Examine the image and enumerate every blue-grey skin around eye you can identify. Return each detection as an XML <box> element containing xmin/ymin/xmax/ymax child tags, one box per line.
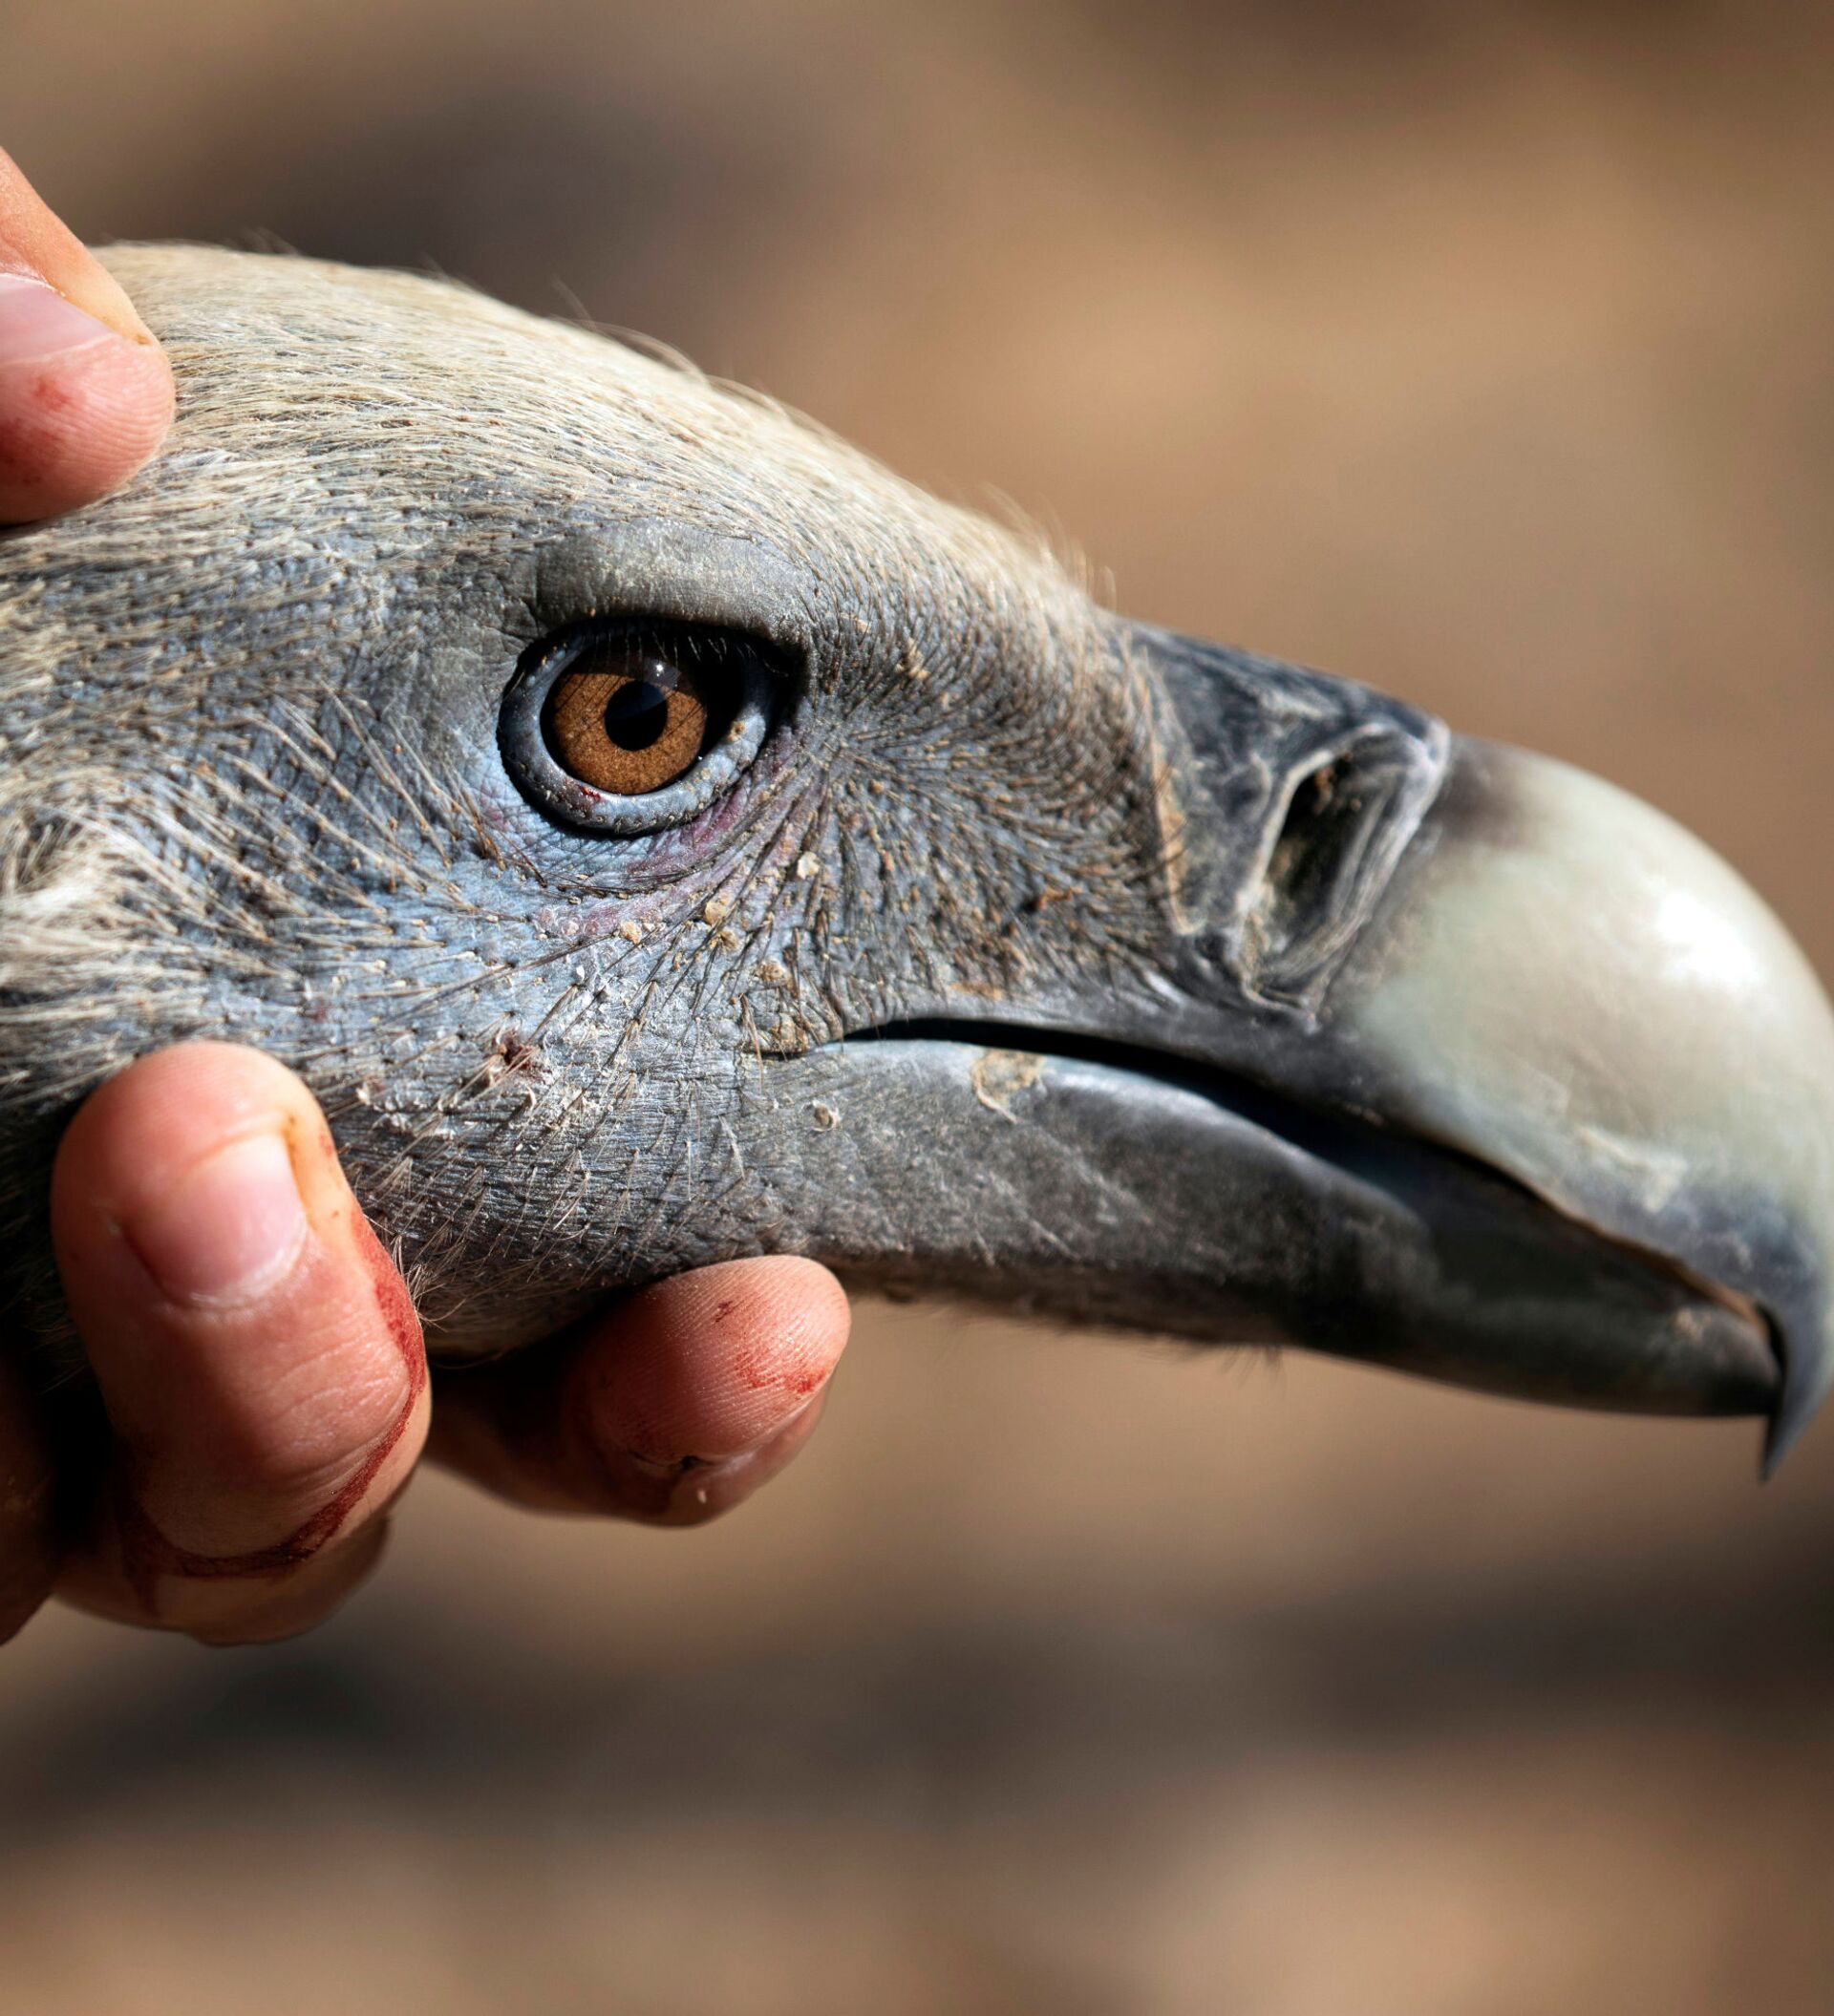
<box><xmin>2</xmin><ymin>242</ymin><xmax>1831</xmax><ymax>1475</ymax></box>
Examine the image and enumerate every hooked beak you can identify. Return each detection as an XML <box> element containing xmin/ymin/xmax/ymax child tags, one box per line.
<box><xmin>1330</xmin><ymin>736</ymin><xmax>1834</xmax><ymax>1472</ymax></box>
<box><xmin>764</xmin><ymin>628</ymin><xmax>1832</xmax><ymax>1471</ymax></box>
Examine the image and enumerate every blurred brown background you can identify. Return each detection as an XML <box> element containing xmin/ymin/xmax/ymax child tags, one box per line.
<box><xmin>5</xmin><ymin>2</ymin><xmax>1833</xmax><ymax>2009</ymax></box>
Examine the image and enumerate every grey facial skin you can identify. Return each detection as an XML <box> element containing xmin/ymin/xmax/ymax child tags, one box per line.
<box><xmin>0</xmin><ymin>246</ymin><xmax>1827</xmax><ymax>1471</ymax></box>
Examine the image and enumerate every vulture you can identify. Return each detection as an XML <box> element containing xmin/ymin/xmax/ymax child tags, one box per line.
<box><xmin>1</xmin><ymin>245</ymin><xmax>1829</xmax><ymax>1473</ymax></box>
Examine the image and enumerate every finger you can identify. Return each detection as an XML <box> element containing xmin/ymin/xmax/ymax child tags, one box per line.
<box><xmin>0</xmin><ymin>1353</ymin><xmax>60</xmax><ymax>1644</ymax></box>
<box><xmin>0</xmin><ymin>146</ymin><xmax>173</xmax><ymax>522</ymax></box>
<box><xmin>48</xmin><ymin>1043</ymin><xmax>428</xmax><ymax>1640</ymax></box>
<box><xmin>431</xmin><ymin>1257</ymin><xmax>849</xmax><ymax>1526</ymax></box>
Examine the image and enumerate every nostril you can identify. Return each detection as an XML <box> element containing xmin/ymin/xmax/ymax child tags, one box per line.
<box><xmin>1263</xmin><ymin>757</ymin><xmax>1358</xmax><ymax>927</ymax></box>
<box><xmin>1241</xmin><ymin>732</ymin><xmax>1437</xmax><ymax>1010</ymax></box>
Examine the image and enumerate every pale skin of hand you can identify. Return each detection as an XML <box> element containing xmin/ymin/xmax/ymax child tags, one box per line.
<box><xmin>0</xmin><ymin>151</ymin><xmax>852</xmax><ymax>1646</ymax></box>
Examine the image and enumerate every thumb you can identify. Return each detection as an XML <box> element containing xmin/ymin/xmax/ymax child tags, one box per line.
<box><xmin>0</xmin><ymin>146</ymin><xmax>173</xmax><ymax>523</ymax></box>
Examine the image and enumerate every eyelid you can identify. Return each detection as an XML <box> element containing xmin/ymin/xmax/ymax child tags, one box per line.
<box><xmin>499</xmin><ymin>619</ymin><xmax>779</xmax><ymax>837</ymax></box>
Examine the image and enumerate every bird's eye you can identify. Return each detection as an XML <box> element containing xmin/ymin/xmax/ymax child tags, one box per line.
<box><xmin>543</xmin><ymin>640</ymin><xmax>711</xmax><ymax>796</ymax></box>
<box><xmin>500</xmin><ymin>621</ymin><xmax>778</xmax><ymax>835</ymax></box>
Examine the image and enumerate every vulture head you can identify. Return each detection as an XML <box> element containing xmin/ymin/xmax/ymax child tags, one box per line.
<box><xmin>2</xmin><ymin>245</ymin><xmax>1830</xmax><ymax>1470</ymax></box>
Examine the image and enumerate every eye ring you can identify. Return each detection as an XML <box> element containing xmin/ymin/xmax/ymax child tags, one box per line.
<box><xmin>500</xmin><ymin>620</ymin><xmax>778</xmax><ymax>835</ymax></box>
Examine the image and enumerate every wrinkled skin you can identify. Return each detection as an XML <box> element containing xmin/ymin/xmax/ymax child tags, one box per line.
<box><xmin>3</xmin><ymin>246</ymin><xmax>1832</xmax><ymax>1472</ymax></box>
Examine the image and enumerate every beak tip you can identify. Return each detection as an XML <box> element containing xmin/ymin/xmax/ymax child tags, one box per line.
<box><xmin>1759</xmin><ymin>1330</ymin><xmax>1828</xmax><ymax>1479</ymax></box>
<box><xmin>1760</xmin><ymin>1421</ymin><xmax>1794</xmax><ymax>1481</ymax></box>
<box><xmin>1762</xmin><ymin>1404</ymin><xmax>1812</xmax><ymax>1481</ymax></box>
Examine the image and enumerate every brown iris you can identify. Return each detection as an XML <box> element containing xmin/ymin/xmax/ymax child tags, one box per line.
<box><xmin>541</xmin><ymin>638</ymin><xmax>711</xmax><ymax>796</ymax></box>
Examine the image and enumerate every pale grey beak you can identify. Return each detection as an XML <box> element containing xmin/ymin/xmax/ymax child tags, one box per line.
<box><xmin>1331</xmin><ymin>739</ymin><xmax>1834</xmax><ymax>1471</ymax></box>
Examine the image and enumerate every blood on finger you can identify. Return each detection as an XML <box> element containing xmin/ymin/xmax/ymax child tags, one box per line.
<box><xmin>115</xmin><ymin>1209</ymin><xmax>427</xmax><ymax>1618</ymax></box>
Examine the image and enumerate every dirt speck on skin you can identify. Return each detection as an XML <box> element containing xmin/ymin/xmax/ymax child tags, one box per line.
<box><xmin>970</xmin><ymin>1049</ymin><xmax>1044</xmax><ymax>1118</ymax></box>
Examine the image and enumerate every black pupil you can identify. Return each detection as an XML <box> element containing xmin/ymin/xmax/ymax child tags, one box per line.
<box><xmin>603</xmin><ymin>672</ymin><xmax>672</xmax><ymax>752</ymax></box>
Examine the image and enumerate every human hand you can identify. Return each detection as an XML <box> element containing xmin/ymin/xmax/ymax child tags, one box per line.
<box><xmin>0</xmin><ymin>147</ymin><xmax>173</xmax><ymax>521</ymax></box>
<box><xmin>0</xmin><ymin>156</ymin><xmax>851</xmax><ymax>1645</ymax></box>
<box><xmin>32</xmin><ymin>1046</ymin><xmax>847</xmax><ymax>1645</ymax></box>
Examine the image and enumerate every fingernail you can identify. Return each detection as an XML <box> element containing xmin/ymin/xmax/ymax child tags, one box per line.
<box><xmin>624</xmin><ymin>1384</ymin><xmax>823</xmax><ymax>1482</ymax></box>
<box><xmin>665</xmin><ymin>1396</ymin><xmax>824</xmax><ymax>1517</ymax></box>
<box><xmin>0</xmin><ymin>273</ymin><xmax>123</xmax><ymax>366</ymax></box>
<box><xmin>125</xmin><ymin>1133</ymin><xmax>310</xmax><ymax>1306</ymax></box>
